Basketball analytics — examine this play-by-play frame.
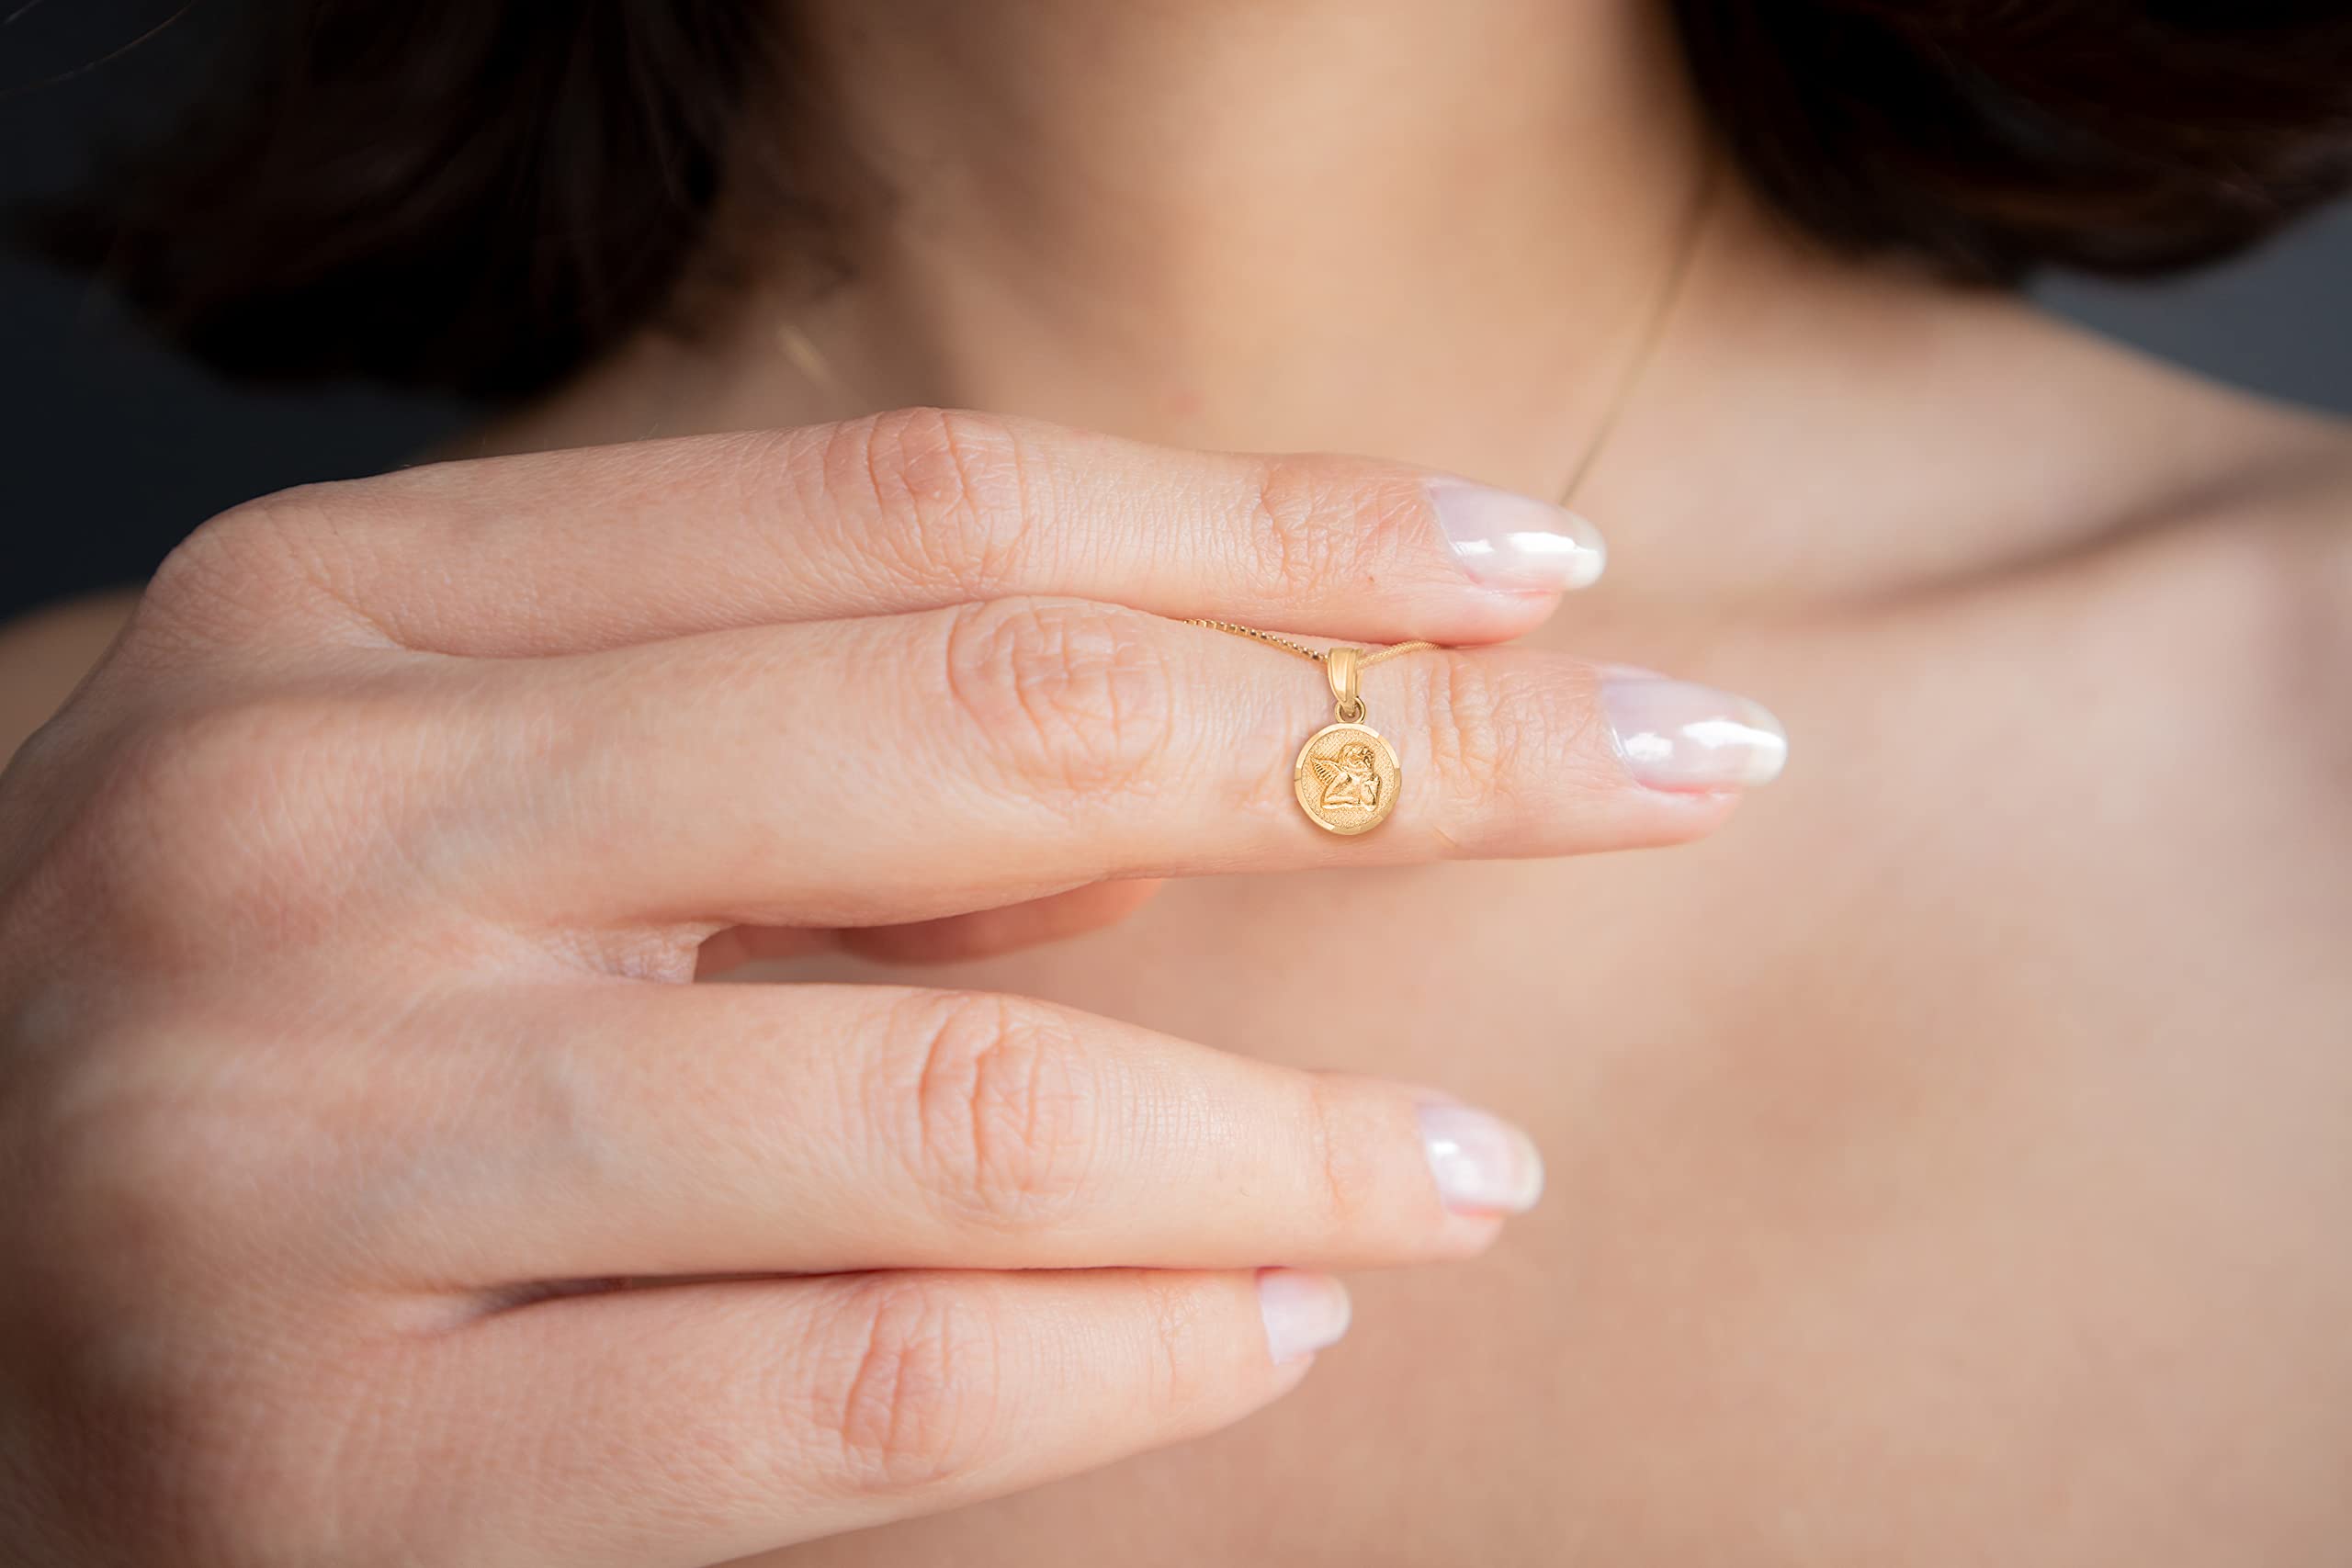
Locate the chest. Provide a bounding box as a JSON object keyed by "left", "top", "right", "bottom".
{"left": 756, "top": 616, "right": 2321, "bottom": 1566}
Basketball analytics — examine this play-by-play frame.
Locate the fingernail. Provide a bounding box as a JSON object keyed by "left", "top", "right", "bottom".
{"left": 1426, "top": 477, "right": 1607, "bottom": 592}
{"left": 1257, "top": 1269, "right": 1352, "bottom": 1364}
{"left": 1602, "top": 676, "right": 1788, "bottom": 790}
{"left": 1418, "top": 1104, "right": 1546, "bottom": 1214}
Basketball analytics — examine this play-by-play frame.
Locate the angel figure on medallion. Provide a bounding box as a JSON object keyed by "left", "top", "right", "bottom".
{"left": 1311, "top": 740, "right": 1383, "bottom": 813}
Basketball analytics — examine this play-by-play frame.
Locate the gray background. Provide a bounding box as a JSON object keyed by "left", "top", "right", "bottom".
{"left": 4, "top": 2, "right": 2347, "bottom": 623}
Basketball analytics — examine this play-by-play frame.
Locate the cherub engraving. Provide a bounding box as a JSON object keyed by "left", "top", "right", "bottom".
{"left": 1310, "top": 740, "right": 1382, "bottom": 812}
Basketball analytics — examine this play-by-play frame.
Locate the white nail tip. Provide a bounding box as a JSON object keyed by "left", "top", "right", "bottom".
{"left": 1418, "top": 1104, "right": 1547, "bottom": 1214}
{"left": 1603, "top": 680, "right": 1788, "bottom": 791}
{"left": 1427, "top": 478, "right": 1608, "bottom": 592}
{"left": 1258, "top": 1269, "right": 1352, "bottom": 1364}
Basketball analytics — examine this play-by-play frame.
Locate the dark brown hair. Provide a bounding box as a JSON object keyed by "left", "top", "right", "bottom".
{"left": 26, "top": 1, "right": 2352, "bottom": 400}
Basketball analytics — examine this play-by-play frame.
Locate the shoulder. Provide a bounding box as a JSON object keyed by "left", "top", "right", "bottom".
{"left": 1871, "top": 308, "right": 2352, "bottom": 878}
{"left": 2075, "top": 416, "right": 2351, "bottom": 738}
{"left": 1921, "top": 300, "right": 2352, "bottom": 759}
{"left": 0, "top": 592, "right": 141, "bottom": 765}
{"left": 1854, "top": 395, "right": 2352, "bottom": 1028}
{"left": 2017, "top": 408, "right": 2352, "bottom": 883}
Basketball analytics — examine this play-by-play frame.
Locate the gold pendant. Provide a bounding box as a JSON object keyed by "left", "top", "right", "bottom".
{"left": 1293, "top": 646, "right": 1401, "bottom": 835}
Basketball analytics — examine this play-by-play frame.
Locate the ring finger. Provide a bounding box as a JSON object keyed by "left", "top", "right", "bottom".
{"left": 353, "top": 979, "right": 1543, "bottom": 1292}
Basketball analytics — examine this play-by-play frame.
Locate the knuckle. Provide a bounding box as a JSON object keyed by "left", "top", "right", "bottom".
{"left": 1134, "top": 1272, "right": 1220, "bottom": 1419}
{"left": 3, "top": 1034, "right": 371, "bottom": 1561}
{"left": 1413, "top": 658, "right": 1547, "bottom": 847}
{"left": 133, "top": 489, "right": 344, "bottom": 652}
{"left": 836, "top": 407, "right": 1040, "bottom": 596}
{"left": 1424, "top": 658, "right": 1515, "bottom": 789}
{"left": 120, "top": 693, "right": 332, "bottom": 813}
{"left": 814, "top": 1277, "right": 1002, "bottom": 1491}
{"left": 9, "top": 1046, "right": 377, "bottom": 1562}
{"left": 105, "top": 1359, "right": 367, "bottom": 1567}
{"left": 940, "top": 597, "right": 1179, "bottom": 800}
{"left": 138, "top": 503, "right": 281, "bottom": 639}
{"left": 1242, "top": 457, "right": 1426, "bottom": 599}
{"left": 68, "top": 690, "right": 414, "bottom": 947}
{"left": 113, "top": 696, "right": 345, "bottom": 854}
{"left": 882, "top": 990, "right": 1102, "bottom": 1232}
{"left": 1301, "top": 1073, "right": 1380, "bottom": 1237}
{"left": 25, "top": 1041, "right": 284, "bottom": 1305}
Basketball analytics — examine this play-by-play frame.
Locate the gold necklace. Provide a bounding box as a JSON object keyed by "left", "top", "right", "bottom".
{"left": 1190, "top": 156, "right": 1716, "bottom": 835}
{"left": 779, "top": 157, "right": 1717, "bottom": 836}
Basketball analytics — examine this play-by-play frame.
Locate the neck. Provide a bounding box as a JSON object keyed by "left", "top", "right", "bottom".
{"left": 674, "top": 0, "right": 1741, "bottom": 484}
{"left": 519, "top": 1, "right": 2201, "bottom": 620}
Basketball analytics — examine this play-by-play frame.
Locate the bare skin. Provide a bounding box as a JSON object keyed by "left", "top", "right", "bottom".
{"left": 6, "top": 0, "right": 2349, "bottom": 1562}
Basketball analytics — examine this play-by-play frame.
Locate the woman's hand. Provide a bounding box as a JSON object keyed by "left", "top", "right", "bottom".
{"left": 0, "top": 411, "right": 1770, "bottom": 1566}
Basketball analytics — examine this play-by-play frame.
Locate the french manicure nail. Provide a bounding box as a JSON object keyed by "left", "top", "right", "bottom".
{"left": 1602, "top": 676, "right": 1788, "bottom": 790}
{"left": 1426, "top": 477, "right": 1607, "bottom": 592}
{"left": 1258, "top": 1269, "right": 1352, "bottom": 1363}
{"left": 1418, "top": 1103, "right": 1546, "bottom": 1214}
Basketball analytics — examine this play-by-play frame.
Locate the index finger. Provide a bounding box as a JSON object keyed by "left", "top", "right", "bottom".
{"left": 205, "top": 409, "right": 1605, "bottom": 655}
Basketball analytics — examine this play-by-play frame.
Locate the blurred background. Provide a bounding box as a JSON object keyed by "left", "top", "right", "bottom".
{"left": 6, "top": 0, "right": 2349, "bottom": 626}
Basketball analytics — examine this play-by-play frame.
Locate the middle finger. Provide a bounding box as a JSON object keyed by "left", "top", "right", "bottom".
{"left": 425, "top": 597, "right": 1781, "bottom": 929}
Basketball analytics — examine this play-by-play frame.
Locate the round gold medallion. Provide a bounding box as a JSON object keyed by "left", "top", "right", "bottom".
{"left": 1293, "top": 721, "right": 1401, "bottom": 836}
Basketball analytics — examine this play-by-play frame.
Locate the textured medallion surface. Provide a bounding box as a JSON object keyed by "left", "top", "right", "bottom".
{"left": 1293, "top": 721, "right": 1402, "bottom": 835}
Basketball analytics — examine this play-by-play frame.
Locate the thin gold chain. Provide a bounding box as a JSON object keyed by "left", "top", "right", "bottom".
{"left": 1177, "top": 620, "right": 1438, "bottom": 668}
{"left": 1188, "top": 153, "right": 1717, "bottom": 666}
{"left": 776, "top": 156, "right": 1718, "bottom": 670}
{"left": 1547, "top": 151, "right": 1717, "bottom": 515}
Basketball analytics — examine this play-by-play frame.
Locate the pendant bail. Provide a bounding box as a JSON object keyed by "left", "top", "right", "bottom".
{"left": 1325, "top": 646, "right": 1365, "bottom": 724}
